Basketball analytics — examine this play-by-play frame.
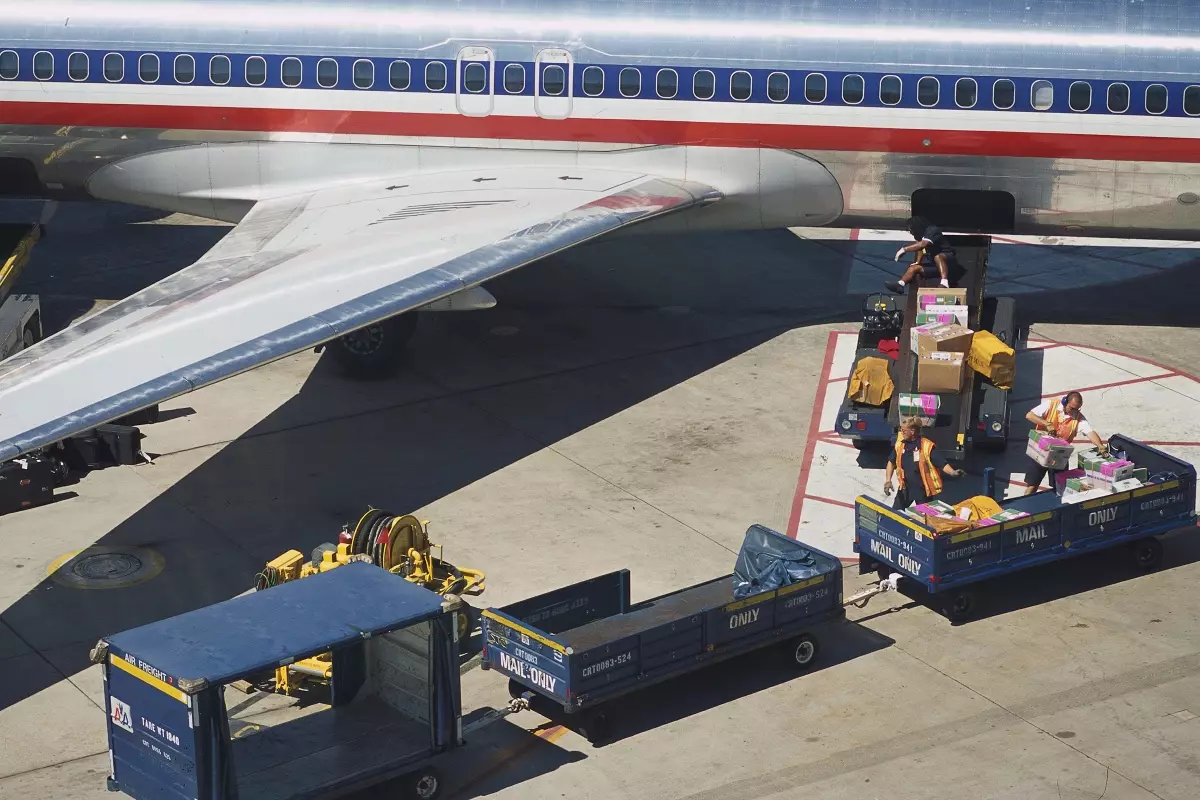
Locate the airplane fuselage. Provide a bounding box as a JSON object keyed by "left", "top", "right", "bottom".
{"left": 4, "top": 0, "right": 1200, "bottom": 238}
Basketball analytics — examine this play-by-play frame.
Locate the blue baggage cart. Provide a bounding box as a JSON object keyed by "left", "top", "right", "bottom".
{"left": 480, "top": 525, "right": 845, "bottom": 741}
{"left": 92, "top": 563, "right": 468, "bottom": 800}
{"left": 853, "top": 435, "right": 1197, "bottom": 621}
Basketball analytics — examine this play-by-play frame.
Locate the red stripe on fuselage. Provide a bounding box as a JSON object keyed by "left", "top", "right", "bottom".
{"left": 6, "top": 100, "right": 1200, "bottom": 162}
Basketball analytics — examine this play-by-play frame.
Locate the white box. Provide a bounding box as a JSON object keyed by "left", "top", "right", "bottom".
{"left": 922, "top": 304, "right": 969, "bottom": 328}
{"left": 1110, "top": 478, "right": 1144, "bottom": 493}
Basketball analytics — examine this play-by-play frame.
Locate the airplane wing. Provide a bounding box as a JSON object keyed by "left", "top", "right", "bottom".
{"left": 0, "top": 168, "right": 721, "bottom": 459}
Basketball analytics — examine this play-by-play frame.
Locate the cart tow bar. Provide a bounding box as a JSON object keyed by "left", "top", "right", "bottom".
{"left": 843, "top": 573, "right": 902, "bottom": 609}
{"left": 462, "top": 694, "right": 532, "bottom": 736}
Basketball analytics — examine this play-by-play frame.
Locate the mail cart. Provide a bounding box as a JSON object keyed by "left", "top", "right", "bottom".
{"left": 91, "top": 563, "right": 470, "bottom": 800}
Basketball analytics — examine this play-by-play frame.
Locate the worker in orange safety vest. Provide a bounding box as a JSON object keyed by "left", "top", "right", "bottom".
{"left": 884, "top": 417, "right": 965, "bottom": 510}
{"left": 1023, "top": 391, "right": 1106, "bottom": 495}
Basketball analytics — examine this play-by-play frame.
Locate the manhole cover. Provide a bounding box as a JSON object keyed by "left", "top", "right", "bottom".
{"left": 48, "top": 546, "right": 165, "bottom": 590}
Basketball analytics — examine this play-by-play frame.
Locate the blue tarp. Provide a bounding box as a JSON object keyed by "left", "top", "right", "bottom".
{"left": 732, "top": 524, "right": 838, "bottom": 599}
{"left": 105, "top": 563, "right": 445, "bottom": 688}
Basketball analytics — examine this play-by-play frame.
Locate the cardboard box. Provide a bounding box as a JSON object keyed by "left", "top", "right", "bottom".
{"left": 917, "top": 287, "right": 967, "bottom": 310}
{"left": 910, "top": 322, "right": 943, "bottom": 353}
{"left": 993, "top": 508, "right": 1030, "bottom": 521}
{"left": 914, "top": 500, "right": 955, "bottom": 518}
{"left": 897, "top": 393, "right": 939, "bottom": 425}
{"left": 923, "top": 304, "right": 969, "bottom": 328}
{"left": 1026, "top": 439, "right": 1072, "bottom": 470}
{"left": 914, "top": 323, "right": 975, "bottom": 359}
{"left": 1133, "top": 467, "right": 1149, "bottom": 482}
{"left": 1111, "top": 478, "right": 1143, "bottom": 492}
{"left": 1029, "top": 430, "right": 1071, "bottom": 450}
{"left": 1062, "top": 486, "right": 1112, "bottom": 505}
{"left": 1055, "top": 468, "right": 1086, "bottom": 491}
{"left": 917, "top": 352, "right": 966, "bottom": 393}
{"left": 915, "top": 312, "right": 958, "bottom": 326}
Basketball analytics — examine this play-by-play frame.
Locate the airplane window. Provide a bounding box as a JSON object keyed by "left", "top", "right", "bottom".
{"left": 209, "top": 55, "right": 230, "bottom": 86}
{"left": 657, "top": 68, "right": 678, "bottom": 99}
{"left": 1185, "top": 86, "right": 1200, "bottom": 116}
{"left": 463, "top": 62, "right": 487, "bottom": 93}
{"left": 730, "top": 70, "right": 752, "bottom": 101}
{"left": 282, "top": 57, "right": 303, "bottom": 88}
{"left": 1031, "top": 80, "right": 1054, "bottom": 110}
{"left": 693, "top": 69, "right": 715, "bottom": 100}
{"left": 33, "top": 51, "right": 53, "bottom": 81}
{"left": 842, "top": 74, "right": 864, "bottom": 104}
{"left": 1069, "top": 81, "right": 1091, "bottom": 112}
{"left": 506, "top": 63, "right": 525, "bottom": 93}
{"left": 879, "top": 75, "right": 902, "bottom": 106}
{"left": 317, "top": 58, "right": 338, "bottom": 89}
{"left": 246, "top": 56, "right": 267, "bottom": 86}
{"left": 993, "top": 79, "right": 1015, "bottom": 109}
{"left": 541, "top": 64, "right": 565, "bottom": 96}
{"left": 619, "top": 67, "right": 640, "bottom": 97}
{"left": 917, "top": 76, "right": 939, "bottom": 107}
{"left": 955, "top": 77, "right": 977, "bottom": 108}
{"left": 389, "top": 60, "right": 410, "bottom": 90}
{"left": 353, "top": 59, "right": 373, "bottom": 89}
{"left": 0, "top": 51, "right": 16, "bottom": 81}
{"left": 1107, "top": 83, "right": 1129, "bottom": 113}
{"left": 138, "top": 53, "right": 159, "bottom": 84}
{"left": 68, "top": 52, "right": 89, "bottom": 82}
{"left": 804, "top": 73, "right": 826, "bottom": 103}
{"left": 767, "top": 72, "right": 789, "bottom": 102}
{"left": 174, "top": 54, "right": 195, "bottom": 85}
{"left": 426, "top": 61, "right": 447, "bottom": 91}
{"left": 581, "top": 66, "right": 603, "bottom": 96}
{"left": 1146, "top": 84, "right": 1167, "bottom": 114}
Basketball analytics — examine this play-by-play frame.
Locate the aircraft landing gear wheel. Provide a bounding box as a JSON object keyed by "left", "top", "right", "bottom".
{"left": 1130, "top": 537, "right": 1163, "bottom": 572}
{"left": 402, "top": 765, "right": 441, "bottom": 800}
{"left": 782, "top": 633, "right": 820, "bottom": 671}
{"left": 330, "top": 313, "right": 417, "bottom": 379}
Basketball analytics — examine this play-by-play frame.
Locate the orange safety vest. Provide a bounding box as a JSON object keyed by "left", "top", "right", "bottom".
{"left": 1044, "top": 402, "right": 1080, "bottom": 441}
{"left": 894, "top": 436, "right": 943, "bottom": 496}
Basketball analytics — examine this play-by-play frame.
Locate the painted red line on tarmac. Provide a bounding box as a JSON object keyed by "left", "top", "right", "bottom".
{"left": 787, "top": 330, "right": 841, "bottom": 538}
{"left": 820, "top": 437, "right": 859, "bottom": 450}
{"left": 805, "top": 494, "right": 858, "bottom": 510}
{"left": 1028, "top": 338, "right": 1200, "bottom": 384}
{"left": 1012, "top": 372, "right": 1176, "bottom": 403}
{"left": 829, "top": 376, "right": 849, "bottom": 384}
{"left": 1135, "top": 440, "right": 1200, "bottom": 448}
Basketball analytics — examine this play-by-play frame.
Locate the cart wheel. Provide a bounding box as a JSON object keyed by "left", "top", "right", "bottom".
{"left": 783, "top": 634, "right": 820, "bottom": 670}
{"left": 402, "top": 766, "right": 442, "bottom": 800}
{"left": 578, "top": 709, "right": 611, "bottom": 743}
{"left": 943, "top": 590, "right": 978, "bottom": 623}
{"left": 456, "top": 602, "right": 474, "bottom": 640}
{"left": 1130, "top": 537, "right": 1164, "bottom": 572}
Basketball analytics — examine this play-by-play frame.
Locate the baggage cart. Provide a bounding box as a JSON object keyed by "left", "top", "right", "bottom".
{"left": 481, "top": 526, "right": 845, "bottom": 741}
{"left": 852, "top": 435, "right": 1197, "bottom": 621}
{"left": 93, "top": 563, "right": 518, "bottom": 800}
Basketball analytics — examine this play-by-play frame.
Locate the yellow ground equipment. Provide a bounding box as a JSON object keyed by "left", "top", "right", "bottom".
{"left": 253, "top": 510, "right": 486, "bottom": 696}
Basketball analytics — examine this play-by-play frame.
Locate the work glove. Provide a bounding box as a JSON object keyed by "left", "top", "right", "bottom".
{"left": 939, "top": 279, "right": 950, "bottom": 288}
{"left": 894, "top": 248, "right": 906, "bottom": 262}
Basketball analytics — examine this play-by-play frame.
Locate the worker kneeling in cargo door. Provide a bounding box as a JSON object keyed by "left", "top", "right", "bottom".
{"left": 1024, "top": 391, "right": 1106, "bottom": 495}
{"left": 884, "top": 417, "right": 965, "bottom": 510}
{"left": 886, "top": 216, "right": 961, "bottom": 294}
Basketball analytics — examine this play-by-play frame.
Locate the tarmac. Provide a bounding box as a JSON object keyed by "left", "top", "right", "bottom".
{"left": 1, "top": 202, "right": 1199, "bottom": 800}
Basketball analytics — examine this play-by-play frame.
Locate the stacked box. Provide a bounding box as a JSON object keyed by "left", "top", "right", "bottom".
{"left": 917, "top": 288, "right": 967, "bottom": 310}
{"left": 1099, "top": 459, "right": 1134, "bottom": 483}
{"left": 914, "top": 323, "right": 974, "bottom": 359}
{"left": 1065, "top": 477, "right": 1096, "bottom": 492}
{"left": 917, "top": 352, "right": 966, "bottom": 393}
{"left": 1078, "top": 451, "right": 1108, "bottom": 476}
{"left": 1054, "top": 468, "right": 1086, "bottom": 492}
{"left": 1133, "top": 467, "right": 1149, "bottom": 482}
{"left": 993, "top": 508, "right": 1030, "bottom": 521}
{"left": 922, "top": 304, "right": 969, "bottom": 328}
{"left": 1027, "top": 430, "right": 1073, "bottom": 469}
{"left": 910, "top": 321, "right": 944, "bottom": 353}
{"left": 898, "top": 393, "right": 940, "bottom": 425}
{"left": 1062, "top": 486, "right": 1112, "bottom": 505}
{"left": 913, "top": 500, "right": 955, "bottom": 518}
{"left": 1111, "top": 478, "right": 1144, "bottom": 492}
{"left": 974, "top": 517, "right": 1001, "bottom": 528}
{"left": 915, "top": 312, "right": 957, "bottom": 326}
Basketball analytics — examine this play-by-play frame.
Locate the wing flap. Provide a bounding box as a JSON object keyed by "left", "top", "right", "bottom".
{"left": 0, "top": 169, "right": 719, "bottom": 458}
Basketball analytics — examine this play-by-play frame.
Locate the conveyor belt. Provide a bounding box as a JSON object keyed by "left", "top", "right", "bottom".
{"left": 888, "top": 236, "right": 990, "bottom": 458}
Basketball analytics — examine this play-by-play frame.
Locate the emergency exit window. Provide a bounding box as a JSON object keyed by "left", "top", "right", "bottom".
{"left": 542, "top": 65, "right": 565, "bottom": 96}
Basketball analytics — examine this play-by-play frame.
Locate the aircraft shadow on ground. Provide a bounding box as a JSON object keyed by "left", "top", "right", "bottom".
{"left": 0, "top": 225, "right": 857, "bottom": 715}
{"left": 4, "top": 208, "right": 1200, "bottom": 717}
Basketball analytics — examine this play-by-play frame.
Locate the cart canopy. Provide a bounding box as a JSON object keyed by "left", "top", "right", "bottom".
{"left": 103, "top": 563, "right": 446, "bottom": 690}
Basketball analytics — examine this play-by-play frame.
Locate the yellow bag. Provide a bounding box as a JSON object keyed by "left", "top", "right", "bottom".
{"left": 924, "top": 515, "right": 972, "bottom": 535}
{"left": 966, "top": 330, "right": 1015, "bottom": 389}
{"left": 847, "top": 356, "right": 894, "bottom": 406}
{"left": 953, "top": 495, "right": 1003, "bottom": 523}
